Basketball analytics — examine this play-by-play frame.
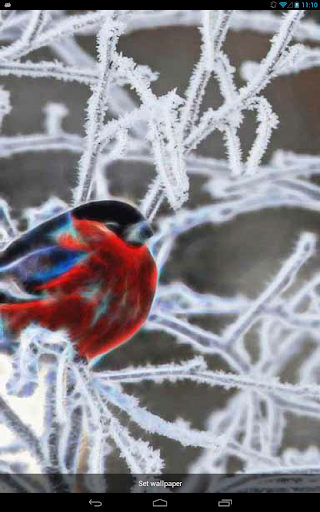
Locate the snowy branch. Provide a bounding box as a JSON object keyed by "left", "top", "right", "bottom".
{"left": 0, "top": 9, "right": 319, "bottom": 492}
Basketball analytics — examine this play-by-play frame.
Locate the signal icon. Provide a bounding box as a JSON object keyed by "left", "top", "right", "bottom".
{"left": 279, "top": 2, "right": 288, "bottom": 6}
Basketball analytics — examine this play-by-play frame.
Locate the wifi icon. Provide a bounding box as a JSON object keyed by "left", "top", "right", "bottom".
{"left": 279, "top": 1, "right": 288, "bottom": 6}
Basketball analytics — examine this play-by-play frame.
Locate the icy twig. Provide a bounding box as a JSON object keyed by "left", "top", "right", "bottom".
{"left": 73, "top": 11, "right": 122, "bottom": 204}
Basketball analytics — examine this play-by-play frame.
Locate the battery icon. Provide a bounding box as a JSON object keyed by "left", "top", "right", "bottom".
{"left": 294, "top": 1, "right": 299, "bottom": 6}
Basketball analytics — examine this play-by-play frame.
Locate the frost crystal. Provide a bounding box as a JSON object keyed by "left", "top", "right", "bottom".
{"left": 0, "top": 9, "right": 319, "bottom": 493}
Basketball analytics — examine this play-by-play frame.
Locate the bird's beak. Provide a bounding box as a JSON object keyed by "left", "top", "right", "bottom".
{"left": 124, "top": 221, "right": 153, "bottom": 245}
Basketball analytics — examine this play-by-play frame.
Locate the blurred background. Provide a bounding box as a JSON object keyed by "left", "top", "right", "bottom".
{"left": 0, "top": 10, "right": 320, "bottom": 474}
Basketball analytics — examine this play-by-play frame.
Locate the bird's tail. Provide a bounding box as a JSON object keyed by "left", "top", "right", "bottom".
{"left": 0, "top": 301, "right": 45, "bottom": 354}
{"left": 0, "top": 300, "right": 44, "bottom": 329}
{"left": 0, "top": 304, "right": 15, "bottom": 354}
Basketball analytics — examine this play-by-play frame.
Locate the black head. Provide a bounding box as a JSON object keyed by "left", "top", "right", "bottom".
{"left": 72, "top": 200, "right": 153, "bottom": 246}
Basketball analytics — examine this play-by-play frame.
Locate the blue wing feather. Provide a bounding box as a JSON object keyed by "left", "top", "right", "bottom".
{"left": 0, "top": 245, "right": 87, "bottom": 289}
{"left": 0, "top": 211, "right": 87, "bottom": 297}
{"left": 0, "top": 211, "right": 73, "bottom": 268}
{"left": 31, "top": 247, "right": 86, "bottom": 283}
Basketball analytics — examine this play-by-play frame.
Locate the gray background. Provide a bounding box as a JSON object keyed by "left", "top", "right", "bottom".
{"left": 1, "top": 10, "right": 320, "bottom": 473}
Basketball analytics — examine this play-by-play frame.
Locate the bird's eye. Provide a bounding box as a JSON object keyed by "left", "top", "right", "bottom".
{"left": 106, "top": 222, "right": 120, "bottom": 233}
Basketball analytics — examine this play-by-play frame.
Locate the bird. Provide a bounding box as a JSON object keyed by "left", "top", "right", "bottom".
{"left": 0, "top": 200, "right": 157, "bottom": 360}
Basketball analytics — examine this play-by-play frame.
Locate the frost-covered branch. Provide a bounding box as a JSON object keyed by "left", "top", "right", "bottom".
{"left": 185, "top": 11, "right": 304, "bottom": 153}
{"left": 0, "top": 9, "right": 320, "bottom": 489}
{"left": 73, "top": 11, "right": 121, "bottom": 204}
